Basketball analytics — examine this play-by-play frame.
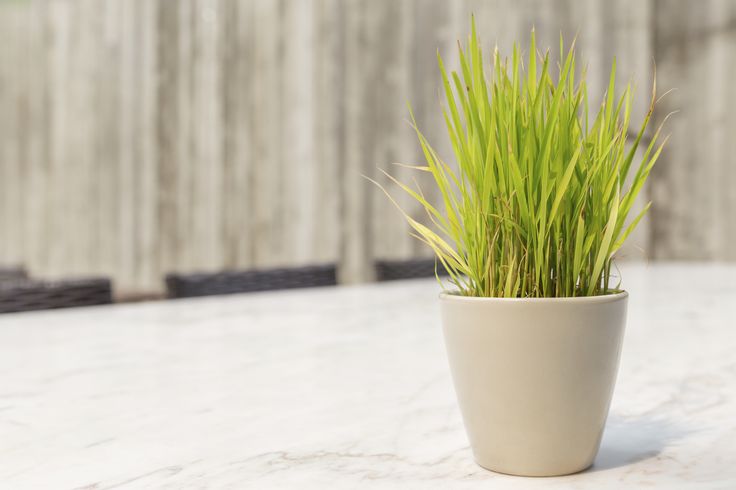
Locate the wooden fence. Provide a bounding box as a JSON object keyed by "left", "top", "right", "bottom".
{"left": 0, "top": 0, "right": 733, "bottom": 294}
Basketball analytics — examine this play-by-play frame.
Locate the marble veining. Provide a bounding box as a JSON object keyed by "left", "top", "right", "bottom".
{"left": 0, "top": 263, "right": 734, "bottom": 489}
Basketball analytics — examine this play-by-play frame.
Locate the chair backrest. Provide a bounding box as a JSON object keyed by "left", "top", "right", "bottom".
{"left": 375, "top": 258, "right": 449, "bottom": 282}
{"left": 0, "top": 278, "right": 113, "bottom": 314}
{"left": 0, "top": 266, "right": 27, "bottom": 283}
{"left": 165, "top": 264, "right": 338, "bottom": 299}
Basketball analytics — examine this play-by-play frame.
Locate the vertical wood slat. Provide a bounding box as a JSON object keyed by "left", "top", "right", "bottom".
{"left": 219, "top": 0, "right": 252, "bottom": 269}
{"left": 96, "top": 0, "right": 121, "bottom": 288}
{"left": 0, "top": 0, "right": 731, "bottom": 294}
{"left": 312, "top": 0, "right": 342, "bottom": 265}
{"left": 155, "top": 0, "right": 180, "bottom": 289}
{"left": 281, "top": 0, "right": 316, "bottom": 264}
{"left": 118, "top": 0, "right": 137, "bottom": 287}
{"left": 136, "top": 0, "right": 159, "bottom": 290}
{"left": 250, "top": 0, "right": 283, "bottom": 268}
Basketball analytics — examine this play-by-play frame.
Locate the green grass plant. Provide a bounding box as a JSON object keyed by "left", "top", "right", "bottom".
{"left": 376, "top": 19, "right": 668, "bottom": 297}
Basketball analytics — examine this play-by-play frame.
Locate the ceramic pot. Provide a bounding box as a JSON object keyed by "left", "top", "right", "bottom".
{"left": 440, "top": 291, "right": 628, "bottom": 476}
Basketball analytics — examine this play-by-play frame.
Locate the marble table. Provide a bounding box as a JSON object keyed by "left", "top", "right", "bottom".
{"left": 0, "top": 263, "right": 734, "bottom": 489}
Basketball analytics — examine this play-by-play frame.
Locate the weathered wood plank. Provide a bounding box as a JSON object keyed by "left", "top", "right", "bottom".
{"left": 250, "top": 0, "right": 284, "bottom": 268}
{"left": 218, "top": 0, "right": 252, "bottom": 269}
{"left": 312, "top": 0, "right": 342, "bottom": 265}
{"left": 155, "top": 0, "right": 181, "bottom": 288}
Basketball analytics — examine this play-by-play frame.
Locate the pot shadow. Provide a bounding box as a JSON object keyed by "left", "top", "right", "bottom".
{"left": 585, "top": 413, "right": 690, "bottom": 473}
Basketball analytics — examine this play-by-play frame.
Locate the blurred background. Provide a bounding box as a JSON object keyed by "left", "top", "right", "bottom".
{"left": 0, "top": 0, "right": 733, "bottom": 300}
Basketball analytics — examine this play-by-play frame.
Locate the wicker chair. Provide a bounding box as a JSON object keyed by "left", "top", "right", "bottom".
{"left": 0, "top": 266, "right": 27, "bottom": 283}
{"left": 374, "top": 258, "right": 449, "bottom": 282}
{"left": 0, "top": 277, "right": 113, "bottom": 314}
{"left": 165, "top": 264, "right": 338, "bottom": 299}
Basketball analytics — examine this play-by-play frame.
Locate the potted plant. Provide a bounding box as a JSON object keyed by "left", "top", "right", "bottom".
{"left": 375, "top": 20, "right": 667, "bottom": 477}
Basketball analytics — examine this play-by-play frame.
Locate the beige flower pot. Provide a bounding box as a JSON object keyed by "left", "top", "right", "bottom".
{"left": 440, "top": 291, "right": 628, "bottom": 477}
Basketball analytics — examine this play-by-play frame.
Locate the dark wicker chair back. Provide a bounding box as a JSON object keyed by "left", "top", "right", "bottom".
{"left": 0, "top": 266, "right": 27, "bottom": 283}
{"left": 0, "top": 278, "right": 113, "bottom": 314}
{"left": 375, "top": 258, "right": 449, "bottom": 282}
{"left": 165, "top": 264, "right": 338, "bottom": 299}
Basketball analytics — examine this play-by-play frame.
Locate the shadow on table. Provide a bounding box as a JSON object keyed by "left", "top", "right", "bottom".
{"left": 587, "top": 413, "right": 689, "bottom": 472}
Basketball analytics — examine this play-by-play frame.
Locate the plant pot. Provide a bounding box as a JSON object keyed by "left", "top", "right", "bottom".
{"left": 440, "top": 291, "right": 628, "bottom": 477}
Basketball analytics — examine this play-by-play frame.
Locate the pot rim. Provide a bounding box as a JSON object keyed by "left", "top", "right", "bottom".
{"left": 439, "top": 290, "right": 628, "bottom": 304}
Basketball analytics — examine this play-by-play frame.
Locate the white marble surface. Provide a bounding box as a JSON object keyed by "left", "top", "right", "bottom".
{"left": 0, "top": 263, "right": 735, "bottom": 489}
